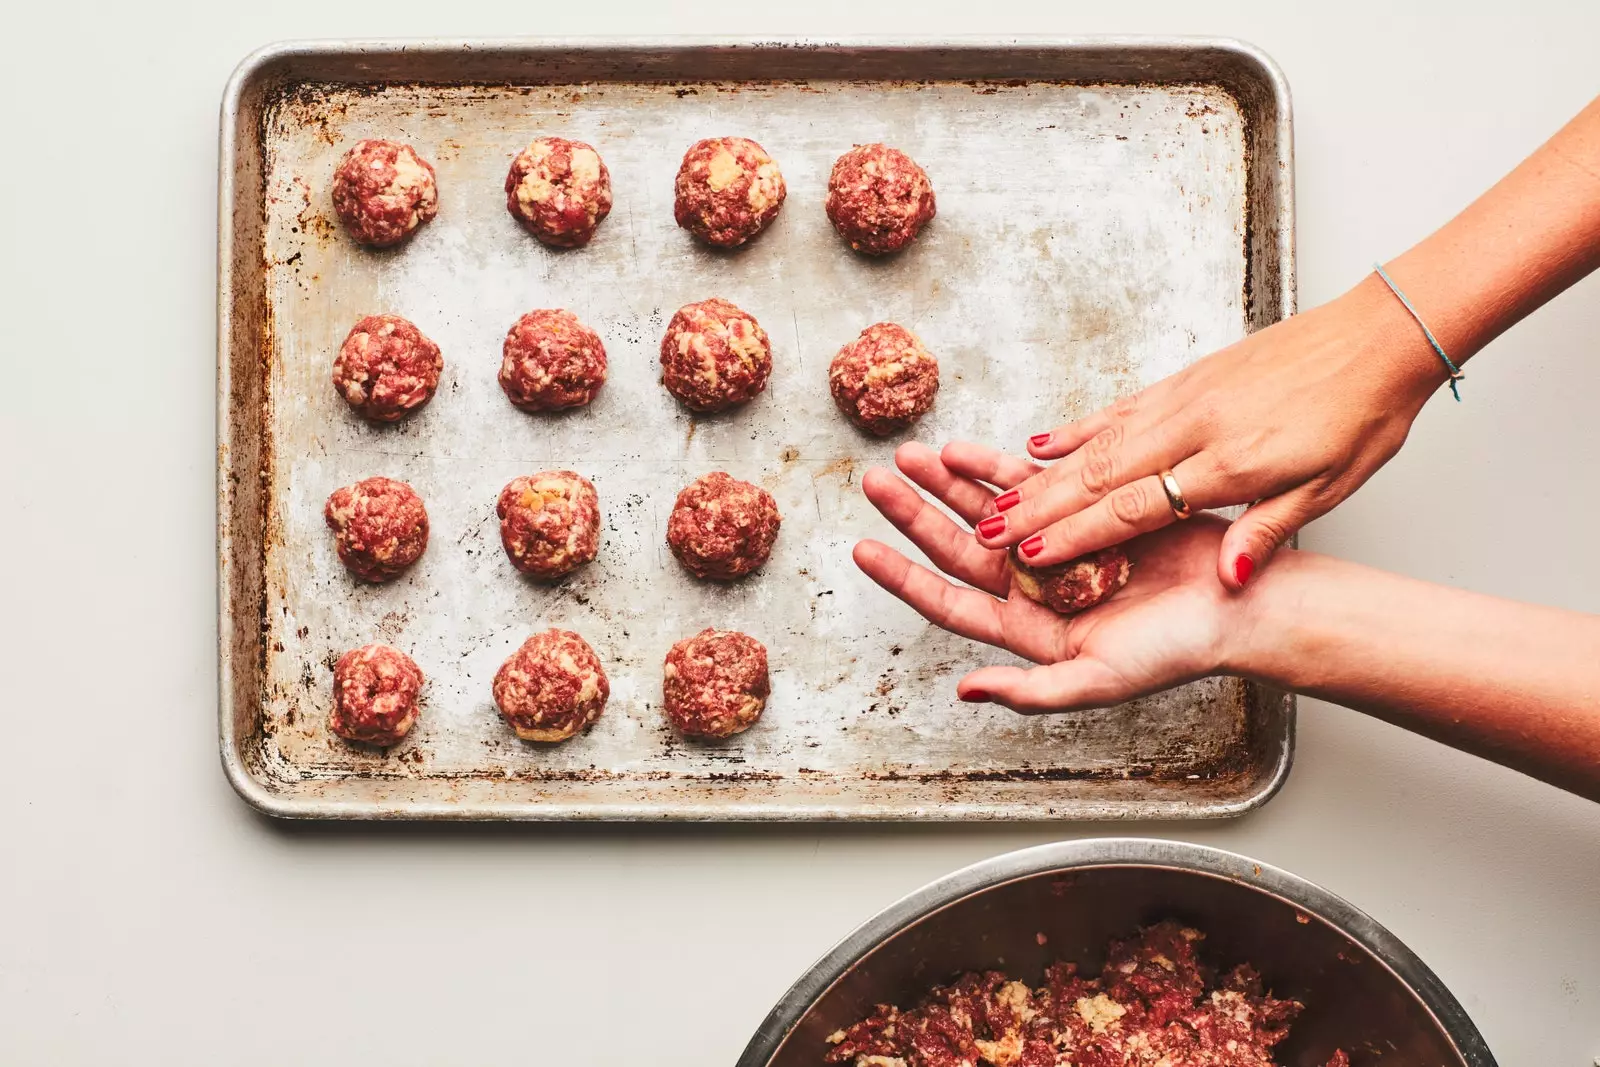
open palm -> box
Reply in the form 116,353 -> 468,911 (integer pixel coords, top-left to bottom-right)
853,442 -> 1246,712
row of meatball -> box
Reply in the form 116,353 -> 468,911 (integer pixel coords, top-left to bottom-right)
330,626 -> 770,750
333,134 -> 935,255
333,302 -> 941,436
325,470 -> 780,585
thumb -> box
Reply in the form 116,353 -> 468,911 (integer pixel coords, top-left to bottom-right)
958,661 -> 1128,714
1219,484 -> 1320,590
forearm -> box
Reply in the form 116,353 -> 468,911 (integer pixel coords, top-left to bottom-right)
1355,95 -> 1600,401
1229,551 -> 1600,800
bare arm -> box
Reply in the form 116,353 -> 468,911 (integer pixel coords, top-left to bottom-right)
1385,92 -> 1600,367
855,443 -> 1600,803
1231,552 -> 1600,801
964,94 -> 1600,587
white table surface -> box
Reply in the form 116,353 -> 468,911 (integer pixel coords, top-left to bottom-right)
1,2 -> 1596,1063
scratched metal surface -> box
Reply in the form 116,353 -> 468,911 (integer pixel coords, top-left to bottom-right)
218,40 -> 1295,819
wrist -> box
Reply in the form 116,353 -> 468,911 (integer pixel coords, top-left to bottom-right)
1216,549 -> 1323,690
1332,272 -> 1461,413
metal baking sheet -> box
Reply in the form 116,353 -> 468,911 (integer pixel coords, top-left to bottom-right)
218,38 -> 1296,820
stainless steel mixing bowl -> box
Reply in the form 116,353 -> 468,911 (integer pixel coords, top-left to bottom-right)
739,838 -> 1496,1067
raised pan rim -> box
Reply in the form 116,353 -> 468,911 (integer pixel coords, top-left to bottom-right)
217,37 -> 1296,820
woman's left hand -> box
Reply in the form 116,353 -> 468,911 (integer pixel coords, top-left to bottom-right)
853,441 -> 1257,711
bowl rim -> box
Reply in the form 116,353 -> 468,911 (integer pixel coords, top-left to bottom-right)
737,837 -> 1497,1067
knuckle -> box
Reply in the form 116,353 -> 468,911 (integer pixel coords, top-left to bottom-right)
1078,430 -> 1123,496
1109,482 -> 1151,527
1252,521 -> 1292,551
1080,454 -> 1116,496
1110,392 -> 1140,419
1209,448 -> 1249,483
1090,422 -> 1125,454
1245,510 -> 1295,550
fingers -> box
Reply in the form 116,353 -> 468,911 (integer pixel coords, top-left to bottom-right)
860,468 -> 1008,595
977,416 -> 1190,551
891,441 -> 993,526
852,540 -> 1010,649
1218,484 -> 1324,590
995,453 -> 1220,567
1025,380 -> 1172,460
938,441 -> 1045,493
957,661 -> 1131,713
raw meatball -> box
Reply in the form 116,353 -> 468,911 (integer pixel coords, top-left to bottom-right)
825,143 -> 936,255
324,477 -> 429,582
330,643 -> 423,746
828,322 -> 940,436
499,309 -> 607,411
331,314 -> 443,422
1009,544 -> 1131,615
496,471 -> 600,579
504,136 -> 613,248
659,298 -> 772,413
663,629 -> 770,739
666,472 -> 780,581
331,139 -> 439,248
493,629 -> 609,742
673,136 -> 786,248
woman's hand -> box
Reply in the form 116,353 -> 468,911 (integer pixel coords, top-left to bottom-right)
960,276 -> 1449,590
853,442 -> 1600,800
853,441 -> 1257,711
961,92 -> 1600,589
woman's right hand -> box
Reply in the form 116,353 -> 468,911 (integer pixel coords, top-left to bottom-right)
957,273 -> 1453,589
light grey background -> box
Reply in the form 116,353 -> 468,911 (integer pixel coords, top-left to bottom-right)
1,2 -> 1595,1065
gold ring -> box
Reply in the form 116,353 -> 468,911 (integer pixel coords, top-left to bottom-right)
1158,469 -> 1192,520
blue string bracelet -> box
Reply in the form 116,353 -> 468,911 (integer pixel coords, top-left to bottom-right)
1372,263 -> 1465,401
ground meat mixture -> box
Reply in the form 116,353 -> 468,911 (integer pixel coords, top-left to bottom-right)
826,922 -> 1349,1067
499,309 -> 607,411
331,139 -> 439,248
825,143 -> 937,255
660,298 -> 772,412
493,629 -> 609,742
1009,545 -> 1131,616
828,322 -> 940,436
324,477 -> 429,582
663,629 -> 770,739
496,471 -> 601,579
331,314 -> 443,422
673,136 -> 787,247
504,136 -> 613,248
329,643 -> 424,747
666,472 -> 781,581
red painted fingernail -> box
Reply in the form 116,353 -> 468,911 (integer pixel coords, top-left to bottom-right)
961,689 -> 991,703
1029,433 -> 1052,448
977,515 -> 1007,538
1235,554 -> 1255,587
1019,535 -> 1045,558
994,490 -> 1020,512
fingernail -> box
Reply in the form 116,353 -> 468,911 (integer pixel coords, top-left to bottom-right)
1029,433 -> 1052,449
994,490 -> 1020,512
1019,535 -> 1045,558
961,689 -> 991,703
1235,554 -> 1255,587
977,515 -> 1007,538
